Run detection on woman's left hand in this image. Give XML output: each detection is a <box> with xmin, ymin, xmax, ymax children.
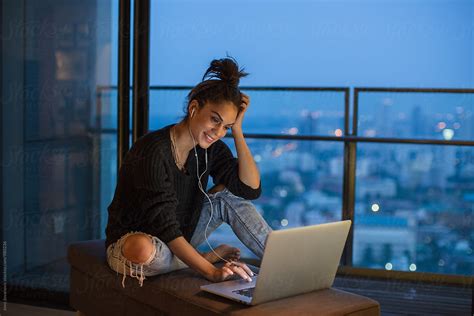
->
<box><xmin>231</xmin><ymin>92</ymin><xmax>250</xmax><ymax>135</ymax></box>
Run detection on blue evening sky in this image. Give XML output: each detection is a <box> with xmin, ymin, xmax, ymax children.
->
<box><xmin>145</xmin><ymin>0</ymin><xmax>473</xmax><ymax>88</ymax></box>
<box><xmin>108</xmin><ymin>1</ymin><xmax>473</xmax><ymax>120</ymax></box>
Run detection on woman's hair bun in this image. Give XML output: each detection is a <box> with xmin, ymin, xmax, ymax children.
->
<box><xmin>184</xmin><ymin>56</ymin><xmax>248</xmax><ymax>114</ymax></box>
<box><xmin>202</xmin><ymin>56</ymin><xmax>248</xmax><ymax>87</ymax></box>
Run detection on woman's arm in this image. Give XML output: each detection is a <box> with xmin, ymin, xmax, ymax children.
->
<box><xmin>231</xmin><ymin>93</ymin><xmax>260</xmax><ymax>189</ymax></box>
<box><xmin>232</xmin><ymin>130</ymin><xmax>260</xmax><ymax>189</ymax></box>
<box><xmin>167</xmin><ymin>237</ymin><xmax>216</xmax><ymax>278</ymax></box>
<box><xmin>167</xmin><ymin>236</ymin><xmax>253</xmax><ymax>282</ymax></box>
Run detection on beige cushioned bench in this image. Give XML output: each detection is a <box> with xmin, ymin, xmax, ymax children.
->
<box><xmin>68</xmin><ymin>240</ymin><xmax>380</xmax><ymax>315</ymax></box>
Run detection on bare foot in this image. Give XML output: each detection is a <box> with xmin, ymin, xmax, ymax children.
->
<box><xmin>201</xmin><ymin>244</ymin><xmax>241</xmax><ymax>263</ymax></box>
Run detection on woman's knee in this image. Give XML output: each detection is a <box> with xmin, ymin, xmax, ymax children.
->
<box><xmin>224</xmin><ymin>195</ymin><xmax>261</xmax><ymax>221</ymax></box>
<box><xmin>121</xmin><ymin>233</ymin><xmax>154</xmax><ymax>264</ymax></box>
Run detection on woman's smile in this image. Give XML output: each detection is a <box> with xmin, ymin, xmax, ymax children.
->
<box><xmin>203</xmin><ymin>132</ymin><xmax>216</xmax><ymax>144</ymax></box>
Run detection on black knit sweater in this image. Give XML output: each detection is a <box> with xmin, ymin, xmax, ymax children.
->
<box><xmin>105</xmin><ymin>124</ymin><xmax>261</xmax><ymax>249</ymax></box>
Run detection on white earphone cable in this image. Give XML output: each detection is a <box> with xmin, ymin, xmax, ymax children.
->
<box><xmin>187</xmin><ymin>124</ymin><xmax>232</xmax><ymax>264</ymax></box>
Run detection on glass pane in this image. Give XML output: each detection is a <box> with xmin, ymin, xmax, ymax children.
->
<box><xmin>3</xmin><ymin>0</ymin><xmax>117</xmax><ymax>293</ymax></box>
<box><xmin>149</xmin><ymin>88</ymin><xmax>190</xmax><ymax>130</ymax></box>
<box><xmin>149</xmin><ymin>88</ymin><xmax>347</xmax><ymax>137</ymax></box>
<box><xmin>353</xmin><ymin>143</ymin><xmax>474</xmax><ymax>275</ymax></box>
<box><xmin>197</xmin><ymin>139</ymin><xmax>344</xmax><ymax>258</ymax></box>
<box><xmin>357</xmin><ymin>91</ymin><xmax>474</xmax><ymax>140</ymax></box>
<box><xmin>241</xmin><ymin>90</ymin><xmax>346</xmax><ymax>136</ymax></box>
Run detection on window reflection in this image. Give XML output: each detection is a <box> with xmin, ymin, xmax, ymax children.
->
<box><xmin>4</xmin><ymin>0</ymin><xmax>116</xmax><ymax>293</ymax></box>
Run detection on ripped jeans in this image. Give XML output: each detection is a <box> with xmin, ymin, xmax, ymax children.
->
<box><xmin>106</xmin><ymin>188</ymin><xmax>272</xmax><ymax>288</ymax></box>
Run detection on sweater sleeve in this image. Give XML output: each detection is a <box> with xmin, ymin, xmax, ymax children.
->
<box><xmin>132</xmin><ymin>145</ymin><xmax>183</xmax><ymax>243</ymax></box>
<box><xmin>209</xmin><ymin>140</ymin><xmax>261</xmax><ymax>200</ymax></box>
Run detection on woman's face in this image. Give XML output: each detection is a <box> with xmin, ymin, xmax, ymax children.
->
<box><xmin>189</xmin><ymin>100</ymin><xmax>239</xmax><ymax>149</ymax></box>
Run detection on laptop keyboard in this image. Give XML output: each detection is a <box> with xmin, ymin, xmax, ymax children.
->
<box><xmin>233</xmin><ymin>287</ymin><xmax>255</xmax><ymax>298</ymax></box>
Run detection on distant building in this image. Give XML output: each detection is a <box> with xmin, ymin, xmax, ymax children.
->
<box><xmin>356</xmin><ymin>177</ymin><xmax>397</xmax><ymax>200</ymax></box>
<box><xmin>411</xmin><ymin>105</ymin><xmax>426</xmax><ymax>137</ymax></box>
<box><xmin>354</xmin><ymin>215</ymin><xmax>417</xmax><ymax>271</ymax></box>
<box><xmin>303</xmin><ymin>190</ymin><xmax>342</xmax><ymax>212</ymax></box>
<box><xmin>284</xmin><ymin>201</ymin><xmax>306</xmax><ymax>228</ymax></box>
<box><xmin>259</xmin><ymin>150</ymin><xmax>316</xmax><ymax>173</ymax></box>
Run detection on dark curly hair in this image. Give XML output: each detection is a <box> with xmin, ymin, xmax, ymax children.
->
<box><xmin>183</xmin><ymin>56</ymin><xmax>249</xmax><ymax>120</ymax></box>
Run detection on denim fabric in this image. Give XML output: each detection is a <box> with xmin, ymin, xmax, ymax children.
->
<box><xmin>106</xmin><ymin>188</ymin><xmax>272</xmax><ymax>288</ymax></box>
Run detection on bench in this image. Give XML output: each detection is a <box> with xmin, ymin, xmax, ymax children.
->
<box><xmin>68</xmin><ymin>240</ymin><xmax>380</xmax><ymax>315</ymax></box>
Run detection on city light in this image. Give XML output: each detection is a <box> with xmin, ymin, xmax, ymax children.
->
<box><xmin>272</xmin><ymin>148</ymin><xmax>283</xmax><ymax>157</ymax></box>
<box><xmin>442</xmin><ymin>128</ymin><xmax>454</xmax><ymax>140</ymax></box>
<box><xmin>409</xmin><ymin>263</ymin><xmax>417</xmax><ymax>271</ymax></box>
<box><xmin>284</xmin><ymin>142</ymin><xmax>297</xmax><ymax>151</ymax></box>
<box><xmin>364</xmin><ymin>129</ymin><xmax>376</xmax><ymax>137</ymax></box>
<box><xmin>281</xmin><ymin>219</ymin><xmax>289</xmax><ymax>227</ymax></box>
<box><xmin>398</xmin><ymin>112</ymin><xmax>406</xmax><ymax>120</ymax></box>
<box><xmin>438</xmin><ymin>259</ymin><xmax>445</xmax><ymax>267</ymax></box>
<box><xmin>437</xmin><ymin>121</ymin><xmax>446</xmax><ymax>129</ymax></box>
<box><xmin>371</xmin><ymin>203</ymin><xmax>380</xmax><ymax>212</ymax></box>
<box><xmin>382</xmin><ymin>98</ymin><xmax>394</xmax><ymax>106</ymax></box>
<box><xmin>288</xmin><ymin>127</ymin><xmax>299</xmax><ymax>135</ymax></box>
<box><xmin>385</xmin><ymin>263</ymin><xmax>393</xmax><ymax>270</ymax></box>
<box><xmin>334</xmin><ymin>129</ymin><xmax>343</xmax><ymax>137</ymax></box>
<box><xmin>311</xmin><ymin>111</ymin><xmax>321</xmax><ymax>119</ymax></box>
<box><xmin>254</xmin><ymin>154</ymin><xmax>262</xmax><ymax>162</ymax></box>
<box><xmin>453</xmin><ymin>122</ymin><xmax>461</xmax><ymax>129</ymax></box>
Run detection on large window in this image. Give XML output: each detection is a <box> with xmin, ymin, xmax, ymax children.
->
<box><xmin>142</xmin><ymin>0</ymin><xmax>473</xmax><ymax>276</ymax></box>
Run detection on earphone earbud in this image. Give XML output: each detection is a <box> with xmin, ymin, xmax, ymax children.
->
<box><xmin>191</xmin><ymin>108</ymin><xmax>195</xmax><ymax>118</ymax></box>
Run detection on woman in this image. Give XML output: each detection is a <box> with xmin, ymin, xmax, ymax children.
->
<box><xmin>105</xmin><ymin>57</ymin><xmax>272</xmax><ymax>288</ymax></box>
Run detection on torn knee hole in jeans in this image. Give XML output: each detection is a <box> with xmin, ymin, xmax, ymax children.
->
<box><xmin>118</xmin><ymin>251</ymin><xmax>156</xmax><ymax>288</ymax></box>
<box><xmin>115</xmin><ymin>231</ymin><xmax>157</xmax><ymax>288</ymax></box>
<box><xmin>120</xmin><ymin>260</ymin><xmax>144</xmax><ymax>288</ymax></box>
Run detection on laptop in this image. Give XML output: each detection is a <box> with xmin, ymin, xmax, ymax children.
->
<box><xmin>200</xmin><ymin>220</ymin><xmax>351</xmax><ymax>305</ymax></box>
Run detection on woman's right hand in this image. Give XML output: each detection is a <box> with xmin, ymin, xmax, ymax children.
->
<box><xmin>208</xmin><ymin>261</ymin><xmax>255</xmax><ymax>283</ymax></box>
